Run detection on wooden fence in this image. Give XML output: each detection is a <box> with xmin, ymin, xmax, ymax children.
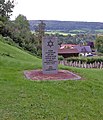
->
<box><xmin>59</xmin><ymin>60</ymin><xmax>103</xmax><ymax>69</ymax></box>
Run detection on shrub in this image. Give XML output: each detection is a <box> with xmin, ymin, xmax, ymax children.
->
<box><xmin>66</xmin><ymin>56</ymin><xmax>103</xmax><ymax>64</ymax></box>
<box><xmin>58</xmin><ymin>55</ymin><xmax>64</xmax><ymax>61</ymax></box>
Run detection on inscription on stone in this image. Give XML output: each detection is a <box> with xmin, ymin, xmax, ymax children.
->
<box><xmin>42</xmin><ymin>36</ymin><xmax>58</xmax><ymax>74</ymax></box>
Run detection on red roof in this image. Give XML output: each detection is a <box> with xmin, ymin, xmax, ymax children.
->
<box><xmin>58</xmin><ymin>48</ymin><xmax>79</xmax><ymax>54</ymax></box>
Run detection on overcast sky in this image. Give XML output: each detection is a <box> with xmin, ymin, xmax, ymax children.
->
<box><xmin>11</xmin><ymin>0</ymin><xmax>103</xmax><ymax>22</ymax></box>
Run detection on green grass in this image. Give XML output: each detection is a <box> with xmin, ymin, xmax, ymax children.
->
<box><xmin>0</xmin><ymin>38</ymin><xmax>103</xmax><ymax>120</ymax></box>
<box><xmin>45</xmin><ymin>31</ymin><xmax>69</xmax><ymax>36</ymax></box>
<box><xmin>69</xmin><ymin>29</ymin><xmax>86</xmax><ymax>33</ymax></box>
<box><xmin>32</xmin><ymin>30</ymin><xmax>76</xmax><ymax>36</ymax></box>
<box><xmin>46</xmin><ymin>31</ymin><xmax>75</xmax><ymax>36</ymax></box>
<box><xmin>95</xmin><ymin>29</ymin><xmax>103</xmax><ymax>33</ymax></box>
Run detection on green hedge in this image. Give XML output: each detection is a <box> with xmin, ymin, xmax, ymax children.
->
<box><xmin>58</xmin><ymin>55</ymin><xmax>64</xmax><ymax>61</ymax></box>
<box><xmin>66</xmin><ymin>57</ymin><xmax>103</xmax><ymax>64</ymax></box>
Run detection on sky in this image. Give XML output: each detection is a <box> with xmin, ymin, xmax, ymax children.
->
<box><xmin>11</xmin><ymin>0</ymin><xmax>103</xmax><ymax>22</ymax></box>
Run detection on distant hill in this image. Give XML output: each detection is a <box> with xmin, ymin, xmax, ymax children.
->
<box><xmin>29</xmin><ymin>20</ymin><xmax>103</xmax><ymax>32</ymax></box>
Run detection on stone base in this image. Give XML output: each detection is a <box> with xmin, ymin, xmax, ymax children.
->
<box><xmin>24</xmin><ymin>70</ymin><xmax>81</xmax><ymax>81</ymax></box>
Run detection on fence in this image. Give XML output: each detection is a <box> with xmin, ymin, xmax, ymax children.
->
<box><xmin>59</xmin><ymin>60</ymin><xmax>103</xmax><ymax>69</ymax></box>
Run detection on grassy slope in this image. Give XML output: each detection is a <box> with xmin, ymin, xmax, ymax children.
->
<box><xmin>0</xmin><ymin>39</ymin><xmax>103</xmax><ymax>120</ymax></box>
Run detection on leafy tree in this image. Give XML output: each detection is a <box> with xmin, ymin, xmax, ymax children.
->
<box><xmin>95</xmin><ymin>35</ymin><xmax>103</xmax><ymax>53</ymax></box>
<box><xmin>0</xmin><ymin>0</ymin><xmax>15</xmax><ymax>36</ymax></box>
<box><xmin>0</xmin><ymin>0</ymin><xmax>15</xmax><ymax>22</ymax></box>
<box><xmin>15</xmin><ymin>14</ymin><xmax>30</xmax><ymax>31</ymax></box>
<box><xmin>13</xmin><ymin>14</ymin><xmax>31</xmax><ymax>46</ymax></box>
<box><xmin>10</xmin><ymin>14</ymin><xmax>38</xmax><ymax>55</ymax></box>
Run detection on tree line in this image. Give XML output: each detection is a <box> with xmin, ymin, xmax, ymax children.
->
<box><xmin>29</xmin><ymin>20</ymin><xmax>103</xmax><ymax>32</ymax></box>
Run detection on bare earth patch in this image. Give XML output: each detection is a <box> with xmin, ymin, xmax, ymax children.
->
<box><xmin>24</xmin><ymin>70</ymin><xmax>81</xmax><ymax>81</ymax></box>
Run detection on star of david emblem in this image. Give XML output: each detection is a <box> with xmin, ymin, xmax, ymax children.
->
<box><xmin>47</xmin><ymin>40</ymin><xmax>54</xmax><ymax>48</ymax></box>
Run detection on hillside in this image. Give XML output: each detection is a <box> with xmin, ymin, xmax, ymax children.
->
<box><xmin>29</xmin><ymin>20</ymin><xmax>103</xmax><ymax>32</ymax></box>
<box><xmin>0</xmin><ymin>38</ymin><xmax>41</xmax><ymax>70</ymax></box>
<box><xmin>0</xmin><ymin>37</ymin><xmax>103</xmax><ymax>120</ymax></box>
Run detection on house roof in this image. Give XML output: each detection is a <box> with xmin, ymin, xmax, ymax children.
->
<box><xmin>58</xmin><ymin>48</ymin><xmax>79</xmax><ymax>54</ymax></box>
<box><xmin>74</xmin><ymin>46</ymin><xmax>92</xmax><ymax>53</ymax></box>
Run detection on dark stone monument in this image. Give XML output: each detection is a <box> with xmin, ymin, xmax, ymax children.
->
<box><xmin>42</xmin><ymin>36</ymin><xmax>58</xmax><ymax>74</ymax></box>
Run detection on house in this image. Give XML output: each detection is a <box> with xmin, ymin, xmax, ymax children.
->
<box><xmin>58</xmin><ymin>48</ymin><xmax>79</xmax><ymax>58</ymax></box>
<box><xmin>58</xmin><ymin>44</ymin><xmax>93</xmax><ymax>58</ymax></box>
<box><xmin>74</xmin><ymin>45</ymin><xmax>92</xmax><ymax>56</ymax></box>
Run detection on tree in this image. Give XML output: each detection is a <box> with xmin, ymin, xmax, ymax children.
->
<box><xmin>0</xmin><ymin>0</ymin><xmax>15</xmax><ymax>22</ymax></box>
<box><xmin>12</xmin><ymin>14</ymin><xmax>37</xmax><ymax>55</ymax></box>
<box><xmin>0</xmin><ymin>0</ymin><xmax>15</xmax><ymax>36</ymax></box>
<box><xmin>35</xmin><ymin>20</ymin><xmax>46</xmax><ymax>45</ymax></box>
<box><xmin>35</xmin><ymin>20</ymin><xmax>46</xmax><ymax>56</ymax></box>
<box><xmin>13</xmin><ymin>14</ymin><xmax>31</xmax><ymax>46</ymax></box>
<box><xmin>15</xmin><ymin>14</ymin><xmax>30</xmax><ymax>31</ymax></box>
<box><xmin>95</xmin><ymin>35</ymin><xmax>103</xmax><ymax>53</ymax></box>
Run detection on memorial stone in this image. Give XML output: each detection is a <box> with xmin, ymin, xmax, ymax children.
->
<box><xmin>42</xmin><ymin>36</ymin><xmax>58</xmax><ymax>74</ymax></box>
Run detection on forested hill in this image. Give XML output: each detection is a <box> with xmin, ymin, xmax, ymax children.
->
<box><xmin>29</xmin><ymin>20</ymin><xmax>103</xmax><ymax>31</ymax></box>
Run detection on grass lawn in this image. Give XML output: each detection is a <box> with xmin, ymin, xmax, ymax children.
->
<box><xmin>0</xmin><ymin>39</ymin><xmax>103</xmax><ymax>120</ymax></box>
